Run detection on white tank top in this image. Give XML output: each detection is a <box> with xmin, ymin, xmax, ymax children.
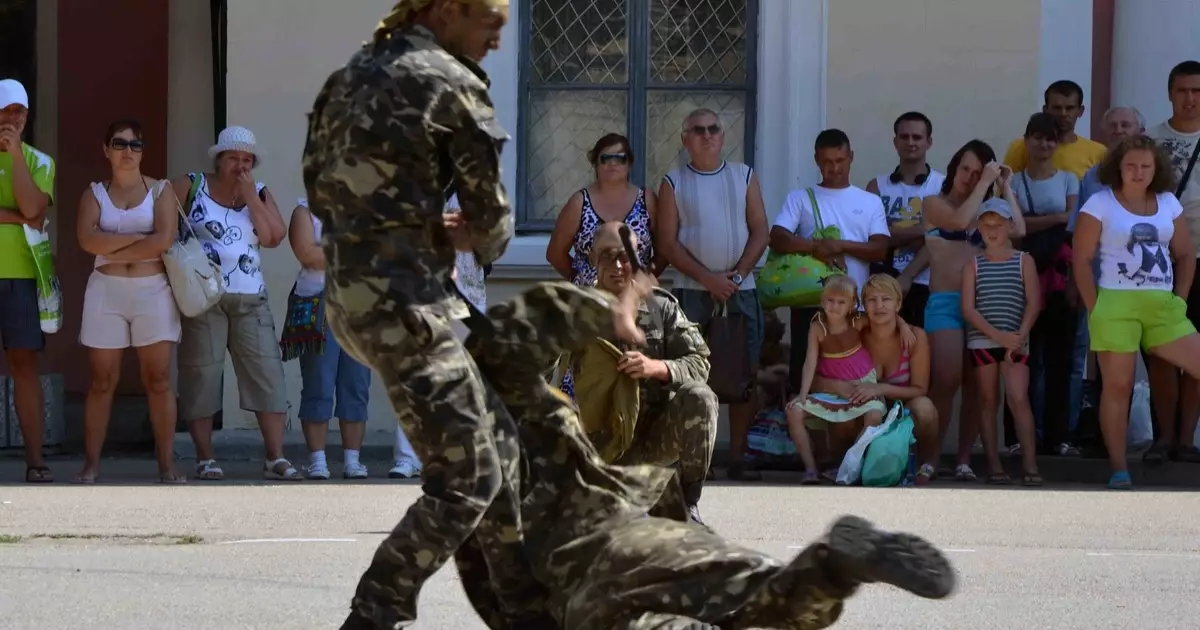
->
<box><xmin>294</xmin><ymin>197</ymin><xmax>325</xmax><ymax>297</ymax></box>
<box><xmin>91</xmin><ymin>180</ymin><xmax>160</xmax><ymax>268</ymax></box>
<box><xmin>873</xmin><ymin>169</ymin><xmax>946</xmax><ymax>286</ymax></box>
<box><xmin>663</xmin><ymin>161</ymin><xmax>755</xmax><ymax>291</ymax></box>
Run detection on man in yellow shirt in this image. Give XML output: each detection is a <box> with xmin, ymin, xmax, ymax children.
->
<box><xmin>0</xmin><ymin>78</ymin><xmax>55</xmax><ymax>483</ymax></box>
<box><xmin>1003</xmin><ymin>80</ymin><xmax>1107</xmax><ymax>179</ymax></box>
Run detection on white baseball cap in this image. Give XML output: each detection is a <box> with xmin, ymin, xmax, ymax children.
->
<box><xmin>0</xmin><ymin>79</ymin><xmax>29</xmax><ymax>110</ymax></box>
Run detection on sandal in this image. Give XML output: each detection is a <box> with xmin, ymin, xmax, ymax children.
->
<box><xmin>70</xmin><ymin>471</ymin><xmax>99</xmax><ymax>485</ymax></box>
<box><xmin>195</xmin><ymin>460</ymin><xmax>224</xmax><ymax>481</ymax></box>
<box><xmin>801</xmin><ymin>470</ymin><xmax>821</xmax><ymax>485</ymax></box>
<box><xmin>986</xmin><ymin>472</ymin><xmax>1012</xmax><ymax>485</ymax></box>
<box><xmin>1142</xmin><ymin>442</ymin><xmax>1169</xmax><ymax>465</ymax></box>
<box><xmin>264</xmin><ymin>458</ymin><xmax>302</xmax><ymax>481</ymax></box>
<box><xmin>1022</xmin><ymin>472</ymin><xmax>1044</xmax><ymax>487</ymax></box>
<box><xmin>158</xmin><ymin>471</ymin><xmax>187</xmax><ymax>485</ymax></box>
<box><xmin>25</xmin><ymin>466</ymin><xmax>54</xmax><ymax>483</ymax></box>
<box><xmin>915</xmin><ymin>463</ymin><xmax>936</xmax><ymax>486</ymax></box>
<box><xmin>1107</xmin><ymin>470</ymin><xmax>1133</xmax><ymax>490</ymax></box>
<box><xmin>820</xmin><ymin>468</ymin><xmax>839</xmax><ymax>484</ymax></box>
<box><xmin>1175</xmin><ymin>445</ymin><xmax>1200</xmax><ymax>463</ymax></box>
<box><xmin>954</xmin><ymin>464</ymin><xmax>977</xmax><ymax>482</ymax></box>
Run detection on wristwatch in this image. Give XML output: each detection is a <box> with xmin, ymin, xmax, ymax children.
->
<box><xmin>731</xmin><ymin>272</ymin><xmax>744</xmax><ymax>286</ymax></box>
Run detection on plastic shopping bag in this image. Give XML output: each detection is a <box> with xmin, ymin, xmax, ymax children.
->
<box><xmin>22</xmin><ymin>221</ymin><xmax>62</xmax><ymax>334</ymax></box>
<box><xmin>862</xmin><ymin>404</ymin><xmax>915</xmax><ymax>487</ymax></box>
<box><xmin>836</xmin><ymin>404</ymin><xmax>901</xmax><ymax>485</ymax></box>
<box><xmin>1127</xmin><ymin>380</ymin><xmax>1152</xmax><ymax>452</ymax></box>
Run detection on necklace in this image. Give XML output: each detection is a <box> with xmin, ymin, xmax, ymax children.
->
<box><xmin>1116</xmin><ymin>190</ymin><xmax>1152</xmax><ymax>216</ymax></box>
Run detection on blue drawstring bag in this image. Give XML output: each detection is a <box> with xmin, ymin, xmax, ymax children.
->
<box><xmin>862</xmin><ymin>406</ymin><xmax>915</xmax><ymax>487</ymax></box>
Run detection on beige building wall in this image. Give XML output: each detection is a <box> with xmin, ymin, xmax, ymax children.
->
<box><xmin>825</xmin><ymin>0</ymin><xmax>1044</xmax><ymax>188</ymax></box>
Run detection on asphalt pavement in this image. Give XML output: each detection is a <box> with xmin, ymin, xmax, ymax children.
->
<box><xmin>1</xmin><ymin>459</ymin><xmax>1199</xmax><ymax>629</ymax></box>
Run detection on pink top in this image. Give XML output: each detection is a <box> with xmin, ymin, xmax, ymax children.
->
<box><xmin>881</xmin><ymin>347</ymin><xmax>911</xmax><ymax>386</ymax></box>
<box><xmin>816</xmin><ymin>344</ymin><xmax>876</xmax><ymax>382</ymax></box>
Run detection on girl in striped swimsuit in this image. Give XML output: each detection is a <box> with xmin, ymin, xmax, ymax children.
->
<box><xmin>961</xmin><ymin>200</ymin><xmax>1043</xmax><ymax>486</ymax></box>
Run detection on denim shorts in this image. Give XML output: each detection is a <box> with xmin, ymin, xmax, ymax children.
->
<box><xmin>0</xmin><ymin>279</ymin><xmax>44</xmax><ymax>351</ymax></box>
<box><xmin>299</xmin><ymin>324</ymin><xmax>372</xmax><ymax>422</ymax></box>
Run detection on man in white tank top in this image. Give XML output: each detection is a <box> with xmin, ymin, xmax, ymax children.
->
<box><xmin>657</xmin><ymin>108</ymin><xmax>770</xmax><ymax>482</ymax></box>
<box><xmin>865</xmin><ymin>112</ymin><xmax>946</xmax><ymax>328</ymax></box>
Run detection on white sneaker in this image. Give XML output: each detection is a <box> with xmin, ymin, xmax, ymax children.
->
<box><xmin>343</xmin><ymin>461</ymin><xmax>369</xmax><ymax>479</ymax></box>
<box><xmin>307</xmin><ymin>460</ymin><xmax>330</xmax><ymax>480</ymax></box>
<box><xmin>389</xmin><ymin>460</ymin><xmax>420</xmax><ymax>479</ymax></box>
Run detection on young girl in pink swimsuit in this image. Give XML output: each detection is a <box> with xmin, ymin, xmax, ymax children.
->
<box><xmin>786</xmin><ymin>275</ymin><xmax>891</xmax><ymax>484</ymax></box>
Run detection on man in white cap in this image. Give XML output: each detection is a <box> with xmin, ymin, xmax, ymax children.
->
<box><xmin>0</xmin><ymin>78</ymin><xmax>55</xmax><ymax>483</ymax></box>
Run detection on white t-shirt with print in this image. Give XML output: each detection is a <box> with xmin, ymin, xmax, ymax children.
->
<box><xmin>1081</xmin><ymin>188</ymin><xmax>1183</xmax><ymax>292</ymax></box>
<box><xmin>446</xmin><ymin>194</ymin><xmax>487</xmax><ymax>312</ymax></box>
<box><xmin>773</xmin><ymin>185</ymin><xmax>891</xmax><ymax>293</ymax></box>
<box><xmin>183</xmin><ymin>173</ymin><xmax>267</xmax><ymax>295</ymax></box>
<box><xmin>1150</xmin><ymin>121</ymin><xmax>1200</xmax><ymax>255</ymax></box>
<box><xmin>874</xmin><ymin>170</ymin><xmax>945</xmax><ymax>286</ymax></box>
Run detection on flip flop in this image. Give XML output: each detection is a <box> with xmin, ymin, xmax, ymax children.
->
<box><xmin>1107</xmin><ymin>470</ymin><xmax>1132</xmax><ymax>490</ymax></box>
<box><xmin>1022</xmin><ymin>473</ymin><xmax>1044</xmax><ymax>487</ymax></box>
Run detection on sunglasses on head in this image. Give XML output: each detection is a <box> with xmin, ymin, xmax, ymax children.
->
<box><xmin>689</xmin><ymin>124</ymin><xmax>721</xmax><ymax>136</ymax></box>
<box><xmin>110</xmin><ymin>138</ymin><xmax>144</xmax><ymax>152</ymax></box>
<box><xmin>598</xmin><ymin>152</ymin><xmax>628</xmax><ymax>166</ymax></box>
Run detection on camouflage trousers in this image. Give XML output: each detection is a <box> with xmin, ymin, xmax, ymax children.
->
<box><xmin>562</xmin><ymin>518</ymin><xmax>853</xmax><ymax>630</ymax></box>
<box><xmin>619</xmin><ymin>382</ymin><xmax>719</xmax><ymax>505</ymax></box>
<box><xmin>325</xmin><ymin>280</ymin><xmax>537</xmax><ymax>628</ymax></box>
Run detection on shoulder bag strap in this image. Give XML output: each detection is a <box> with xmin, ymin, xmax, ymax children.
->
<box><xmin>1021</xmin><ymin>172</ymin><xmax>1036</xmax><ymax>215</ymax></box>
<box><xmin>174</xmin><ymin>175</ymin><xmax>203</xmax><ymax>243</ymax></box>
<box><xmin>1176</xmin><ymin>139</ymin><xmax>1200</xmax><ymax>199</ymax></box>
<box><xmin>805</xmin><ymin>187</ymin><xmax>825</xmax><ymax>235</ymax></box>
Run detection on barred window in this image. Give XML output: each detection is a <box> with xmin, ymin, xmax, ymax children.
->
<box><xmin>518</xmin><ymin>0</ymin><xmax>758</xmax><ymax>230</ymax></box>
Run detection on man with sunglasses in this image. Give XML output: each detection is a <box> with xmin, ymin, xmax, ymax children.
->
<box><xmin>0</xmin><ymin>78</ymin><xmax>55</xmax><ymax>484</ymax></box>
<box><xmin>565</xmin><ymin>221</ymin><xmax>718</xmax><ymax>525</ymax></box>
<box><xmin>657</xmin><ymin>108</ymin><xmax>771</xmax><ymax>483</ymax></box>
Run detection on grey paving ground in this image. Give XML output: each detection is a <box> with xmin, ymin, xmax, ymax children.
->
<box><xmin>1</xmin><ymin>459</ymin><xmax>1199</xmax><ymax>629</ymax></box>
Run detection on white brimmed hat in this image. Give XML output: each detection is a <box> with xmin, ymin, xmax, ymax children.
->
<box><xmin>0</xmin><ymin>79</ymin><xmax>29</xmax><ymax>110</ymax></box>
<box><xmin>208</xmin><ymin>126</ymin><xmax>260</xmax><ymax>165</ymax></box>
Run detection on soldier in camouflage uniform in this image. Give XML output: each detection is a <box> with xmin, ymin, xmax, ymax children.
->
<box><xmin>568</xmin><ymin>222</ymin><xmax>719</xmax><ymax>524</ymax></box>
<box><xmin>300</xmin><ymin>1</ymin><xmax>552</xmax><ymax>627</ymax></box>
<box><xmin>454</xmin><ymin>279</ymin><xmax>958</xmax><ymax>630</ymax></box>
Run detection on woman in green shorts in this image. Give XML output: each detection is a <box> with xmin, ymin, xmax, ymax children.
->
<box><xmin>1073</xmin><ymin>135</ymin><xmax>1200</xmax><ymax>489</ymax></box>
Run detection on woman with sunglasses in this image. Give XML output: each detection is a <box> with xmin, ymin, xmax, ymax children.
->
<box><xmin>73</xmin><ymin>119</ymin><xmax>183</xmax><ymax>484</ymax></box>
<box><xmin>546</xmin><ymin>133</ymin><xmax>664</xmax><ymax>397</ymax></box>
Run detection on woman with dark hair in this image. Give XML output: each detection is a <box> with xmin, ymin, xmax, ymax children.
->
<box><xmin>920</xmin><ymin>140</ymin><xmax>1026</xmax><ymax>481</ymax></box>
<box><xmin>1008</xmin><ymin>113</ymin><xmax>1082</xmax><ymax>459</ymax></box>
<box><xmin>546</xmin><ymin>132</ymin><xmax>664</xmax><ymax>397</ymax></box>
<box><xmin>73</xmin><ymin>119</ymin><xmax>183</xmax><ymax>484</ymax></box>
<box><xmin>1074</xmin><ymin>135</ymin><xmax>1200</xmax><ymax>489</ymax></box>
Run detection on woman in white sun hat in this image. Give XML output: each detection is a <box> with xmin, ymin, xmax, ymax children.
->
<box><xmin>170</xmin><ymin>125</ymin><xmax>294</xmax><ymax>481</ymax></box>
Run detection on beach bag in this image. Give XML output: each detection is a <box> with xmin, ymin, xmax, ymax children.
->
<box><xmin>862</xmin><ymin>404</ymin><xmax>915</xmax><ymax>487</ymax></box>
<box><xmin>162</xmin><ymin>174</ymin><xmax>226</xmax><ymax>317</ymax></box>
<box><xmin>22</xmin><ymin>219</ymin><xmax>61</xmax><ymax>334</ymax></box>
<box><xmin>279</xmin><ymin>285</ymin><xmax>326</xmax><ymax>361</ymax></box>
<box><xmin>836</xmin><ymin>403</ymin><xmax>901</xmax><ymax>485</ymax></box>
<box><xmin>705</xmin><ymin>301</ymin><xmax>754</xmax><ymax>404</ymax></box>
<box><xmin>757</xmin><ymin>188</ymin><xmax>843</xmax><ymax>309</ymax></box>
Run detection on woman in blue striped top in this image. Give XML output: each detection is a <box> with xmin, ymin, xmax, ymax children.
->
<box><xmin>961</xmin><ymin>198</ymin><xmax>1043</xmax><ymax>486</ymax></box>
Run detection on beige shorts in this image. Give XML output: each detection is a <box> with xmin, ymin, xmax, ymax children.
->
<box><xmin>177</xmin><ymin>291</ymin><xmax>288</xmax><ymax>421</ymax></box>
<box><xmin>80</xmin><ymin>271</ymin><xmax>181</xmax><ymax>349</ymax></box>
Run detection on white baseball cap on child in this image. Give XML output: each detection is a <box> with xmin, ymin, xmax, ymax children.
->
<box><xmin>976</xmin><ymin>198</ymin><xmax>1015</xmax><ymax>221</ymax></box>
<box><xmin>0</xmin><ymin>79</ymin><xmax>29</xmax><ymax>110</ymax></box>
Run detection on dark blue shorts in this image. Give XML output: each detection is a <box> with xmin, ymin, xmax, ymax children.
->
<box><xmin>0</xmin><ymin>279</ymin><xmax>44</xmax><ymax>351</ymax></box>
<box><xmin>671</xmin><ymin>288</ymin><xmax>764</xmax><ymax>371</ymax></box>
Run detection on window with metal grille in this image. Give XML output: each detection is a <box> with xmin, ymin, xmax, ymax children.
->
<box><xmin>517</xmin><ymin>0</ymin><xmax>758</xmax><ymax>231</ymax></box>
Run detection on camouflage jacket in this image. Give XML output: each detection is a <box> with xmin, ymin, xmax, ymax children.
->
<box><xmin>301</xmin><ymin>24</ymin><xmax>512</xmax><ymax>316</ymax></box>
<box><xmin>463</xmin><ymin>282</ymin><xmax>675</xmax><ymax>617</ymax></box>
<box><xmin>567</xmin><ymin>287</ymin><xmax>710</xmax><ymax>407</ymax></box>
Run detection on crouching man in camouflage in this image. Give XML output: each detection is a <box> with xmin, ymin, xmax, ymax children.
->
<box><xmin>455</xmin><ymin>275</ymin><xmax>958</xmax><ymax>630</ymax></box>
<box><xmin>568</xmin><ymin>222</ymin><xmax>718</xmax><ymax>524</ymax></box>
<box><xmin>302</xmin><ymin>0</ymin><xmax>547</xmax><ymax>627</ymax></box>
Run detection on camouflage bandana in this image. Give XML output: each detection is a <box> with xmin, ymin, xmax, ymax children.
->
<box><xmin>377</xmin><ymin>0</ymin><xmax>509</xmax><ymax>37</ymax></box>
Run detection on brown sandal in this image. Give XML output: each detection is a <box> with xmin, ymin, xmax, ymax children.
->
<box><xmin>25</xmin><ymin>466</ymin><xmax>54</xmax><ymax>483</ymax></box>
<box><xmin>986</xmin><ymin>473</ymin><xmax>1012</xmax><ymax>485</ymax></box>
<box><xmin>1022</xmin><ymin>473</ymin><xmax>1044</xmax><ymax>487</ymax></box>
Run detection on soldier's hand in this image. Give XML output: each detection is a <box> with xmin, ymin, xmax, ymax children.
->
<box><xmin>444</xmin><ymin>212</ymin><xmax>473</xmax><ymax>252</ymax></box>
<box><xmin>617</xmin><ymin>351</ymin><xmax>668</xmax><ymax>381</ymax></box>
<box><xmin>611</xmin><ymin>271</ymin><xmax>656</xmax><ymax>345</ymax></box>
